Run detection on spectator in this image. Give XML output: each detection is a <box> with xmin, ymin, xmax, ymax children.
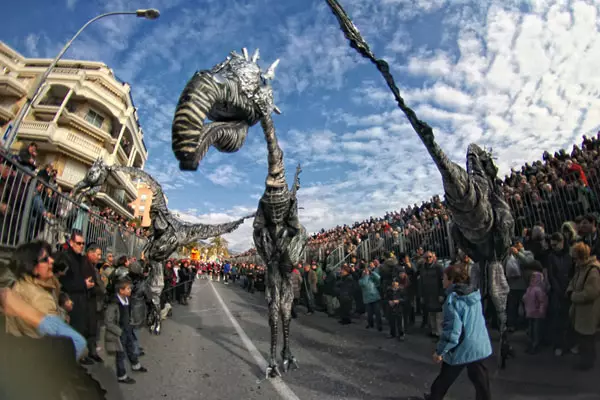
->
<box><xmin>336</xmin><ymin>264</ymin><xmax>355</xmax><ymax>325</ymax></box>
<box><xmin>104</xmin><ymin>278</ymin><xmax>148</xmax><ymax>384</ymax></box>
<box><xmin>17</xmin><ymin>141</ymin><xmax>37</xmax><ymax>171</ymax></box>
<box><xmin>301</xmin><ymin>263</ymin><xmax>316</xmax><ymax>315</ymax></box>
<box><xmin>55</xmin><ymin>230</ymin><xmax>96</xmax><ymax>365</ymax></box>
<box><xmin>386</xmin><ymin>275</ymin><xmax>409</xmax><ymax>341</ymax></box>
<box><xmin>419</xmin><ymin>251</ymin><xmax>444</xmax><ymax>337</ymax></box>
<box><xmin>426</xmin><ymin>264</ymin><xmax>492</xmax><ymax>400</ymax></box>
<box><xmin>359</xmin><ymin>266</ymin><xmax>382</xmax><ymax>331</ymax></box>
<box><xmin>567</xmin><ymin>241</ymin><xmax>600</xmax><ymax>371</ymax></box>
<box><xmin>5</xmin><ymin>240</ymin><xmax>60</xmax><ymax>338</ymax></box>
<box><xmin>522</xmin><ymin>269</ymin><xmax>548</xmax><ymax>354</ymax></box>
<box><xmin>84</xmin><ymin>243</ymin><xmax>105</xmax><ymax>363</ymax></box>
<box><xmin>546</xmin><ymin>232</ymin><xmax>574</xmax><ymax>356</ymax></box>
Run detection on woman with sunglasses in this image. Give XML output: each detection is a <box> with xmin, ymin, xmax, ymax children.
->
<box><xmin>5</xmin><ymin>240</ymin><xmax>62</xmax><ymax>338</ymax></box>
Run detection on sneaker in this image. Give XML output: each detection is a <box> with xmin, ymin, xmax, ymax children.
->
<box><xmin>554</xmin><ymin>348</ymin><xmax>563</xmax><ymax>357</ymax></box>
<box><xmin>570</xmin><ymin>346</ymin><xmax>580</xmax><ymax>355</ymax></box>
<box><xmin>118</xmin><ymin>377</ymin><xmax>136</xmax><ymax>384</ymax></box>
<box><xmin>132</xmin><ymin>366</ymin><xmax>148</xmax><ymax>373</ymax></box>
<box><xmin>387</xmin><ymin>334</ymin><xmax>396</xmax><ymax>339</ymax></box>
<box><xmin>398</xmin><ymin>335</ymin><xmax>406</xmax><ymax>342</ymax></box>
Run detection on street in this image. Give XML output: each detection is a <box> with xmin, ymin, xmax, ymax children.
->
<box><xmin>89</xmin><ymin>280</ymin><xmax>600</xmax><ymax>400</ymax></box>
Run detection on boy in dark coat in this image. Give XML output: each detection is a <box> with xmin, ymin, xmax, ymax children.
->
<box><xmin>336</xmin><ymin>265</ymin><xmax>355</xmax><ymax>325</ymax></box>
<box><xmin>104</xmin><ymin>279</ymin><xmax>147</xmax><ymax>384</ymax></box>
<box><xmin>386</xmin><ymin>274</ymin><xmax>410</xmax><ymax>341</ymax></box>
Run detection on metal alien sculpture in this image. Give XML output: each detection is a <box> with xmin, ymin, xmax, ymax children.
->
<box><xmin>325</xmin><ymin>0</ymin><xmax>513</xmax><ymax>368</ymax></box>
<box><xmin>172</xmin><ymin>48</ymin><xmax>281</xmax><ymax>171</ymax></box>
<box><xmin>72</xmin><ymin>163</ymin><xmax>253</xmax><ymax>334</ymax></box>
<box><xmin>71</xmin><ymin>158</ymin><xmax>111</xmax><ymax>203</ymax></box>
<box><xmin>171</xmin><ymin>48</ymin><xmax>307</xmax><ymax>378</ymax></box>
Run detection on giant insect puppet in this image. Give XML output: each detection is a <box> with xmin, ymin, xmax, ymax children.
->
<box><xmin>171</xmin><ymin>48</ymin><xmax>308</xmax><ymax>378</ymax></box>
<box><xmin>324</xmin><ymin>0</ymin><xmax>514</xmax><ymax>368</ymax></box>
<box><xmin>72</xmin><ymin>162</ymin><xmax>253</xmax><ymax>334</ymax></box>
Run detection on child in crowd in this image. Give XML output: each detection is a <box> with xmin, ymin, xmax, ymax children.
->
<box><xmin>105</xmin><ymin>279</ymin><xmax>148</xmax><ymax>384</ymax></box>
<box><xmin>58</xmin><ymin>292</ymin><xmax>73</xmax><ymax>324</ymax></box>
<box><xmin>386</xmin><ymin>274</ymin><xmax>410</xmax><ymax>341</ymax></box>
<box><xmin>522</xmin><ymin>270</ymin><xmax>548</xmax><ymax>354</ymax></box>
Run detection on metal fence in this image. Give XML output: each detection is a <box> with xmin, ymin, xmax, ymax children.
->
<box><xmin>0</xmin><ymin>151</ymin><xmax>147</xmax><ymax>260</ymax></box>
<box><xmin>285</xmin><ymin>168</ymin><xmax>600</xmax><ymax>272</ymax></box>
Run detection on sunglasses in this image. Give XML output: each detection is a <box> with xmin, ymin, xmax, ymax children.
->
<box><xmin>73</xmin><ymin>241</ymin><xmax>84</xmax><ymax>246</ymax></box>
<box><xmin>38</xmin><ymin>255</ymin><xmax>51</xmax><ymax>263</ymax></box>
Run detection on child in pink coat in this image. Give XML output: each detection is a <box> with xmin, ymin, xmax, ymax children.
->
<box><xmin>522</xmin><ymin>271</ymin><xmax>548</xmax><ymax>354</ymax></box>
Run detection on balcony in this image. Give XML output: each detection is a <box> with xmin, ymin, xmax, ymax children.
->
<box><xmin>0</xmin><ymin>105</ymin><xmax>15</xmax><ymax>122</ymax></box>
<box><xmin>32</xmin><ymin>104</ymin><xmax>59</xmax><ymax>121</ymax></box>
<box><xmin>58</xmin><ymin>109</ymin><xmax>111</xmax><ymax>142</ymax></box>
<box><xmin>17</xmin><ymin>120</ymin><xmax>53</xmax><ymax>141</ymax></box>
<box><xmin>97</xmin><ymin>185</ymin><xmax>134</xmax><ymax>219</ymax></box>
<box><xmin>0</xmin><ymin>74</ymin><xmax>27</xmax><ymax>97</ymax></box>
<box><xmin>112</xmin><ymin>169</ymin><xmax>137</xmax><ymax>198</ymax></box>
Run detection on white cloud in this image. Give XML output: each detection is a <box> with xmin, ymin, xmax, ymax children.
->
<box><xmin>206</xmin><ymin>164</ymin><xmax>246</xmax><ymax>187</ymax></box>
<box><xmin>66</xmin><ymin>0</ymin><xmax>77</xmax><ymax>10</ymax></box>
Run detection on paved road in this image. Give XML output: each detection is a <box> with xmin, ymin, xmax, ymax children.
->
<box><xmin>89</xmin><ymin>280</ymin><xmax>600</xmax><ymax>400</ymax></box>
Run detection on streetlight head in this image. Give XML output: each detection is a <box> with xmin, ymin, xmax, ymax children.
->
<box><xmin>136</xmin><ymin>8</ymin><xmax>160</xmax><ymax>20</ymax></box>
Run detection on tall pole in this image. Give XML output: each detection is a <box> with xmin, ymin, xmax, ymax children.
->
<box><xmin>3</xmin><ymin>8</ymin><xmax>160</xmax><ymax>151</ymax></box>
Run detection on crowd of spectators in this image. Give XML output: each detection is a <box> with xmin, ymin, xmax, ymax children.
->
<box><xmin>0</xmin><ymin>141</ymin><xmax>145</xmax><ymax>250</ymax></box>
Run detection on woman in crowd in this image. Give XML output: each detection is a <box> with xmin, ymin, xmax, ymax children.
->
<box><xmin>567</xmin><ymin>241</ymin><xmax>600</xmax><ymax>370</ymax></box>
<box><xmin>5</xmin><ymin>240</ymin><xmax>62</xmax><ymax>337</ymax></box>
<box><xmin>425</xmin><ymin>264</ymin><xmax>491</xmax><ymax>400</ymax></box>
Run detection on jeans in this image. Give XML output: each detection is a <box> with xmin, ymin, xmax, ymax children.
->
<box><xmin>507</xmin><ymin>289</ymin><xmax>525</xmax><ymax>329</ymax></box>
<box><xmin>429</xmin><ymin>360</ymin><xmax>491</xmax><ymax>400</ymax></box>
<box><xmin>339</xmin><ymin>297</ymin><xmax>352</xmax><ymax>323</ymax></box>
<box><xmin>528</xmin><ymin>318</ymin><xmax>542</xmax><ymax>350</ymax></box>
<box><xmin>388</xmin><ymin>311</ymin><xmax>406</xmax><ymax>337</ymax></box>
<box><xmin>116</xmin><ymin>327</ymin><xmax>140</xmax><ymax>379</ymax></box>
<box><xmin>366</xmin><ymin>301</ymin><xmax>382</xmax><ymax>329</ymax></box>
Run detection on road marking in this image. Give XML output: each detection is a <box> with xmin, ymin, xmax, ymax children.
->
<box><xmin>209</xmin><ymin>281</ymin><xmax>301</xmax><ymax>400</ymax></box>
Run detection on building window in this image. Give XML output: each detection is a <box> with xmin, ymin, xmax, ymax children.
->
<box><xmin>140</xmin><ymin>194</ymin><xmax>147</xmax><ymax>201</ymax></box>
<box><xmin>84</xmin><ymin>109</ymin><xmax>104</xmax><ymax>129</ymax></box>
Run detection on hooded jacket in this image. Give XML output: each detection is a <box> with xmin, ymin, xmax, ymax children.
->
<box><xmin>436</xmin><ymin>284</ymin><xmax>492</xmax><ymax>365</ymax></box>
<box><xmin>522</xmin><ymin>271</ymin><xmax>548</xmax><ymax>319</ymax></box>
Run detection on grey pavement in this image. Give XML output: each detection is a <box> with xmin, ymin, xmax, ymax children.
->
<box><xmin>88</xmin><ymin>280</ymin><xmax>600</xmax><ymax>400</ymax></box>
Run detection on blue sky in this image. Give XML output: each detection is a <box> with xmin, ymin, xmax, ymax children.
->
<box><xmin>3</xmin><ymin>0</ymin><xmax>600</xmax><ymax>251</ymax></box>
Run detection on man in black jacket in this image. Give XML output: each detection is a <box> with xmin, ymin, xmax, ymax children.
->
<box><xmin>56</xmin><ymin>230</ymin><xmax>97</xmax><ymax>365</ymax></box>
<box><xmin>84</xmin><ymin>243</ymin><xmax>105</xmax><ymax>363</ymax></box>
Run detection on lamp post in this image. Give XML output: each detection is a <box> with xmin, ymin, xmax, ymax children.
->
<box><xmin>3</xmin><ymin>8</ymin><xmax>160</xmax><ymax>151</ymax></box>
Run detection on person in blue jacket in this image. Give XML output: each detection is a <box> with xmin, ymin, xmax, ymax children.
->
<box><xmin>425</xmin><ymin>263</ymin><xmax>492</xmax><ymax>400</ymax></box>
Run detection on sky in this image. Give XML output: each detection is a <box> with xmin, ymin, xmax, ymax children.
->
<box><xmin>3</xmin><ymin>0</ymin><xmax>600</xmax><ymax>252</ymax></box>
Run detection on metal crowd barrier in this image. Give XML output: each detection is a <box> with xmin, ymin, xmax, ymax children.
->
<box><xmin>0</xmin><ymin>151</ymin><xmax>147</xmax><ymax>260</ymax></box>
<box><xmin>302</xmin><ymin>168</ymin><xmax>600</xmax><ymax>272</ymax></box>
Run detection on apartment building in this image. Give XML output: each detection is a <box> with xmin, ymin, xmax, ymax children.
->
<box><xmin>130</xmin><ymin>181</ymin><xmax>153</xmax><ymax>227</ymax></box>
<box><xmin>0</xmin><ymin>41</ymin><xmax>148</xmax><ymax>219</ymax></box>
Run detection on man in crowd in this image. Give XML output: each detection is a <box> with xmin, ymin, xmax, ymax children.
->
<box><xmin>419</xmin><ymin>251</ymin><xmax>444</xmax><ymax>338</ymax></box>
<box><xmin>84</xmin><ymin>243</ymin><xmax>105</xmax><ymax>363</ymax></box>
<box><xmin>55</xmin><ymin>230</ymin><xmax>98</xmax><ymax>364</ymax></box>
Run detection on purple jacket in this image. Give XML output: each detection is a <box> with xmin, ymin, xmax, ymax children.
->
<box><xmin>523</xmin><ymin>272</ymin><xmax>548</xmax><ymax>319</ymax></box>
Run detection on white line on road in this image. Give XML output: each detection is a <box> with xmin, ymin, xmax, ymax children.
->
<box><xmin>209</xmin><ymin>281</ymin><xmax>301</xmax><ymax>400</ymax></box>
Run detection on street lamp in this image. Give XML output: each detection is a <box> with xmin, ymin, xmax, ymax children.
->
<box><xmin>3</xmin><ymin>8</ymin><xmax>160</xmax><ymax>150</ymax></box>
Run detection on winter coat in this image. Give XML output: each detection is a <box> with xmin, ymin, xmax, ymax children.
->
<box><xmin>56</xmin><ymin>247</ymin><xmax>90</xmax><ymax>337</ymax></box>
<box><xmin>436</xmin><ymin>284</ymin><xmax>492</xmax><ymax>365</ymax></box>
<box><xmin>323</xmin><ymin>270</ymin><xmax>338</xmax><ymax>296</ymax></box>
<box><xmin>335</xmin><ymin>274</ymin><xmax>355</xmax><ymax>301</ymax></box>
<box><xmin>291</xmin><ymin>269</ymin><xmax>303</xmax><ymax>299</ymax></box>
<box><xmin>522</xmin><ymin>272</ymin><xmax>548</xmax><ymax>319</ymax></box>
<box><xmin>419</xmin><ymin>262</ymin><xmax>444</xmax><ymax>312</ymax></box>
<box><xmin>5</xmin><ymin>275</ymin><xmax>61</xmax><ymax>338</ymax></box>
<box><xmin>104</xmin><ymin>296</ymin><xmax>124</xmax><ymax>354</ymax></box>
<box><xmin>379</xmin><ymin>257</ymin><xmax>397</xmax><ymax>288</ymax></box>
<box><xmin>359</xmin><ymin>271</ymin><xmax>381</xmax><ymax>304</ymax></box>
<box><xmin>507</xmin><ymin>250</ymin><xmax>534</xmax><ymax>291</ymax></box>
<box><xmin>547</xmin><ymin>248</ymin><xmax>573</xmax><ymax>298</ymax></box>
<box><xmin>386</xmin><ymin>285</ymin><xmax>408</xmax><ymax>315</ymax></box>
<box><xmin>567</xmin><ymin>257</ymin><xmax>600</xmax><ymax>335</ymax></box>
